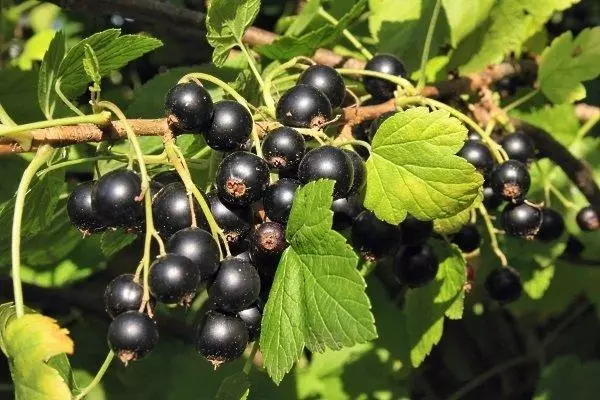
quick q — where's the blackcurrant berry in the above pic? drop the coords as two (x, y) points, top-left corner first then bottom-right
(104, 274), (145, 319)
(298, 64), (346, 108)
(216, 151), (270, 207)
(276, 84), (332, 128)
(483, 185), (503, 210)
(167, 227), (220, 283)
(262, 127), (306, 171)
(501, 132), (535, 163)
(67, 181), (106, 234)
(351, 119), (372, 159)
(485, 267), (522, 303)
(152, 170), (182, 188)
(332, 196), (363, 231)
(344, 149), (366, 195)
(468, 131), (482, 141)
(451, 224), (481, 253)
(149, 254), (201, 306)
(351, 210), (400, 259)
(576, 206), (599, 232)
(564, 235), (585, 256)
(393, 244), (439, 288)
(457, 140), (494, 177)
(250, 222), (287, 259)
(363, 54), (406, 100)
(501, 202), (543, 239)
(209, 257), (261, 312)
(238, 304), (262, 341)
(92, 170), (143, 228)
(195, 310), (248, 366)
(369, 111), (396, 140)
(207, 192), (253, 248)
(263, 178), (299, 224)
(495, 77), (517, 97)
(108, 311), (158, 363)
(165, 82), (214, 132)
(152, 182), (207, 239)
(536, 208), (565, 242)
(204, 100), (252, 151)
(400, 215), (433, 246)
(297, 146), (354, 199)
(490, 160), (531, 201)
(234, 250), (253, 263)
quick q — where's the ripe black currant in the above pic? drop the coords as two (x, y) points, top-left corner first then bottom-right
(234, 250), (253, 263)
(238, 304), (262, 341)
(363, 54), (406, 100)
(485, 267), (522, 303)
(250, 222), (287, 260)
(92, 170), (143, 228)
(276, 84), (332, 128)
(104, 274), (145, 319)
(468, 131), (482, 141)
(204, 100), (253, 151)
(457, 140), (494, 177)
(536, 208), (565, 242)
(298, 64), (346, 108)
(208, 257), (261, 312)
(400, 215), (433, 246)
(576, 206), (599, 232)
(207, 192), (253, 248)
(167, 227), (220, 283)
(152, 182), (207, 239)
(490, 160), (531, 201)
(216, 151), (270, 207)
(393, 244), (439, 288)
(262, 127), (306, 171)
(351, 210), (400, 259)
(195, 310), (248, 366)
(344, 149), (366, 195)
(297, 145), (354, 199)
(67, 181), (106, 234)
(149, 254), (201, 306)
(564, 235), (585, 257)
(332, 196), (363, 231)
(451, 224), (481, 253)
(483, 185), (503, 210)
(263, 178), (299, 224)
(369, 111), (396, 140)
(152, 170), (182, 188)
(501, 202), (543, 239)
(165, 82), (214, 132)
(501, 132), (535, 163)
(108, 311), (159, 363)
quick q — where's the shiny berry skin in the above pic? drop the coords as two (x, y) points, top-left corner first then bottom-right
(152, 170), (182, 187)
(351, 210), (400, 259)
(298, 146), (354, 199)
(196, 310), (248, 366)
(204, 100), (252, 151)
(576, 206), (599, 232)
(490, 160), (531, 201)
(344, 149), (366, 195)
(501, 202), (543, 238)
(208, 257), (261, 312)
(167, 227), (220, 283)
(250, 222), (287, 259)
(262, 127), (306, 171)
(92, 170), (143, 228)
(238, 304), (262, 341)
(363, 54), (407, 100)
(457, 140), (494, 177)
(468, 131), (482, 141)
(483, 185), (503, 210)
(451, 224), (481, 253)
(152, 182), (207, 239)
(332, 196), (363, 230)
(165, 82), (214, 132)
(67, 181), (106, 234)
(276, 84), (332, 128)
(108, 311), (158, 363)
(393, 244), (439, 288)
(263, 179), (299, 224)
(207, 192), (253, 248)
(485, 267), (522, 303)
(149, 254), (201, 306)
(216, 151), (270, 207)
(400, 215), (433, 246)
(104, 274), (145, 319)
(537, 208), (565, 242)
(298, 64), (346, 108)
(501, 132), (535, 163)
(369, 111), (396, 140)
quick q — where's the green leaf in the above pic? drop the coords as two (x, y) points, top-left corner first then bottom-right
(364, 107), (483, 224)
(509, 104), (580, 147)
(441, 0), (494, 47)
(285, 0), (321, 36)
(16, 30), (56, 71)
(538, 27), (600, 104)
(82, 44), (101, 91)
(260, 180), (377, 384)
(215, 372), (250, 400)
(256, 0), (367, 61)
(434, 193), (482, 235)
(38, 30), (66, 119)
(0, 69), (45, 124)
(534, 356), (600, 400)
(206, 0), (261, 66)
(100, 230), (137, 259)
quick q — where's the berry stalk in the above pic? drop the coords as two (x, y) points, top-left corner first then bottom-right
(74, 351), (114, 400)
(478, 204), (508, 267)
(317, 7), (373, 60)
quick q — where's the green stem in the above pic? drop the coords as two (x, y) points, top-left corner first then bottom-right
(74, 351), (114, 400)
(502, 89), (539, 113)
(263, 57), (301, 117)
(205, 150), (220, 192)
(547, 183), (577, 210)
(416, 0), (442, 92)
(190, 145), (212, 160)
(317, 7), (373, 59)
(251, 125), (263, 159)
(243, 342), (260, 375)
(55, 79), (85, 116)
(336, 68), (416, 93)
(178, 73), (249, 109)
(478, 205), (508, 267)
(575, 112), (600, 141)
(237, 42), (264, 88)
(0, 112), (111, 137)
(334, 139), (371, 154)
(12, 145), (55, 317)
